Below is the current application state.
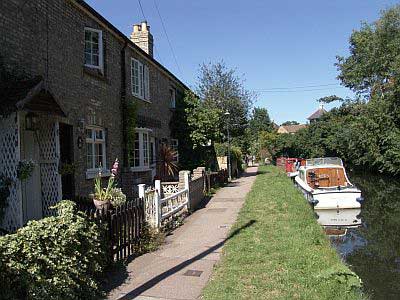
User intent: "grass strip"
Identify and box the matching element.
[202,165,363,300]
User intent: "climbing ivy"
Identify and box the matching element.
[125,100,137,164]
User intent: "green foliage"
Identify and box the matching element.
[281,120,300,126]
[109,188,127,207]
[270,6,400,176]
[159,144,179,180]
[214,143,243,168]
[170,89,204,170]
[336,5,400,100]
[184,90,223,149]
[0,175,12,228]
[0,201,107,300]
[126,100,137,160]
[318,95,344,104]
[17,159,36,181]
[246,107,275,159]
[197,61,253,138]
[133,224,164,255]
[248,107,273,134]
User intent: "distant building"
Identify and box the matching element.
[307,105,327,123]
[277,124,307,134]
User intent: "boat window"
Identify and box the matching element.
[306,157,343,167]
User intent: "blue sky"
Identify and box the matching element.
[86,0,398,124]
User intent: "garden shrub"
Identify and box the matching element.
[0,200,107,300]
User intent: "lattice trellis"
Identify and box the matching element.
[37,119,61,217]
[0,113,22,231]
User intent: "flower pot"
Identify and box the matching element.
[93,199,111,211]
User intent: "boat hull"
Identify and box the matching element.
[312,190,361,209]
[295,176,362,209]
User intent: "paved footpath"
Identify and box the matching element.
[107,166,258,300]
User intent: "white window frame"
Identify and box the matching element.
[170,139,179,162]
[130,128,152,171]
[84,27,104,71]
[169,88,176,109]
[85,126,109,179]
[150,137,156,166]
[131,58,150,101]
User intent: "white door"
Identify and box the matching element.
[21,126,42,223]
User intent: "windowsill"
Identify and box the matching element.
[86,169,111,180]
[83,65,107,82]
[130,166,151,172]
[133,96,152,104]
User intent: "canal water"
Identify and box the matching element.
[315,171,400,299]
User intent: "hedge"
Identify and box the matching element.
[0,201,107,300]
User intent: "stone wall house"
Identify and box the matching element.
[0,0,188,231]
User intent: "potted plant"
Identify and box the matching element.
[92,158,124,210]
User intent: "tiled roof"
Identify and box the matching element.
[279,124,307,133]
[307,107,327,120]
[0,76,66,117]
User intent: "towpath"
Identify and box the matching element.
[106,166,258,300]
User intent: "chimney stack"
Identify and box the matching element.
[130,21,154,57]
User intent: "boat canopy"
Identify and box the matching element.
[305,157,343,167]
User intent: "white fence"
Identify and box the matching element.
[161,182,179,196]
[139,171,191,229]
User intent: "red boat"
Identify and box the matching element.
[276,157,305,174]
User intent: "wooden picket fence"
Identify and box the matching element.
[205,169,229,193]
[77,198,145,263]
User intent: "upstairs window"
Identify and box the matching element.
[84,28,103,70]
[169,88,176,108]
[131,58,150,101]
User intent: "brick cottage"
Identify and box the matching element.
[0,0,189,231]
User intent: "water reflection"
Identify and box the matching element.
[318,171,400,300]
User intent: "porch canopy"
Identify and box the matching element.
[0,76,66,117]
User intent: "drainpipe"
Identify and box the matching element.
[120,41,128,168]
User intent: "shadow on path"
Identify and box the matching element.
[117,220,257,300]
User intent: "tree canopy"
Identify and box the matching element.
[185,61,255,148]
[268,6,400,175]
[336,5,400,101]
[249,107,273,134]
[281,121,299,126]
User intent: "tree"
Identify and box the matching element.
[249,107,273,134]
[185,61,255,149]
[336,5,400,102]
[196,61,254,138]
[281,121,299,126]
[317,95,344,104]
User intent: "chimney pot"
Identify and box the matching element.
[141,21,148,32]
